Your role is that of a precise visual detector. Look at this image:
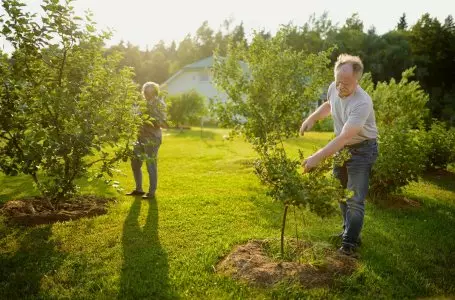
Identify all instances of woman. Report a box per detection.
[126,82,167,199]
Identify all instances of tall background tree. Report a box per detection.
[109,12,454,124]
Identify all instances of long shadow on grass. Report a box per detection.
[0,225,66,299]
[119,197,176,299]
[342,197,455,298]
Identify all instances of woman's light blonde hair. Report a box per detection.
[142,81,160,98]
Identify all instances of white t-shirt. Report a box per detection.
[327,81,378,145]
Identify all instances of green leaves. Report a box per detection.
[0,0,141,200]
[363,68,431,197]
[214,32,333,148]
[167,90,207,128]
[370,127,428,196]
[424,120,455,169]
[253,148,345,218]
[213,29,345,219]
[367,68,429,129]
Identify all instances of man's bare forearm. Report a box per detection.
[306,101,331,122]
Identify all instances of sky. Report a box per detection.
[1,0,454,51]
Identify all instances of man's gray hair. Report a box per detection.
[142,81,160,97]
[334,54,364,80]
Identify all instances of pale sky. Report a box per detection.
[1,0,454,51]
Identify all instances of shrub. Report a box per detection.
[360,69,430,197]
[312,116,334,132]
[369,128,428,196]
[167,90,207,128]
[424,120,455,170]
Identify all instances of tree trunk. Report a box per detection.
[281,205,288,258]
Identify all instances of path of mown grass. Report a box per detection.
[1,128,454,299]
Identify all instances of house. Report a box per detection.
[162,56,321,120]
[162,56,247,104]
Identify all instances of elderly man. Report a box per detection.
[126,82,167,199]
[300,54,378,256]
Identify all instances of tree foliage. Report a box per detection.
[424,120,455,170]
[109,12,455,123]
[0,0,140,200]
[167,90,207,128]
[361,69,429,196]
[213,30,348,255]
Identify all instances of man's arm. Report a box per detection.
[303,123,361,172]
[299,101,331,136]
[303,96,373,172]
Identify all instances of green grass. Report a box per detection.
[1,128,454,299]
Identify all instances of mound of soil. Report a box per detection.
[0,195,115,226]
[217,239,357,288]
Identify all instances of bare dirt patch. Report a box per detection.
[0,195,115,226]
[217,239,357,288]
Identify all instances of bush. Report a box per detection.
[369,128,428,197]
[167,90,207,128]
[424,120,455,170]
[312,116,334,132]
[360,69,431,197]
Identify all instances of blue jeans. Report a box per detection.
[333,139,378,248]
[131,136,161,195]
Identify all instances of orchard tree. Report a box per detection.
[166,90,207,128]
[213,30,347,256]
[0,0,141,202]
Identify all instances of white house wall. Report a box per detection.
[163,70,229,103]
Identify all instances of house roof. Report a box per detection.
[162,56,248,86]
[182,56,215,70]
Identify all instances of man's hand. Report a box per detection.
[302,154,321,173]
[299,118,315,136]
[299,102,331,136]
[302,123,362,173]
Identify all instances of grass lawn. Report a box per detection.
[1,128,454,299]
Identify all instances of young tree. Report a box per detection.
[213,30,347,256]
[0,0,140,201]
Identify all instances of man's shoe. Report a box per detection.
[142,193,155,199]
[356,236,362,247]
[329,231,344,244]
[330,232,362,247]
[337,245,359,258]
[126,190,145,196]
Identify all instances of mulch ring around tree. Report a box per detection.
[217,239,357,288]
[0,195,115,226]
